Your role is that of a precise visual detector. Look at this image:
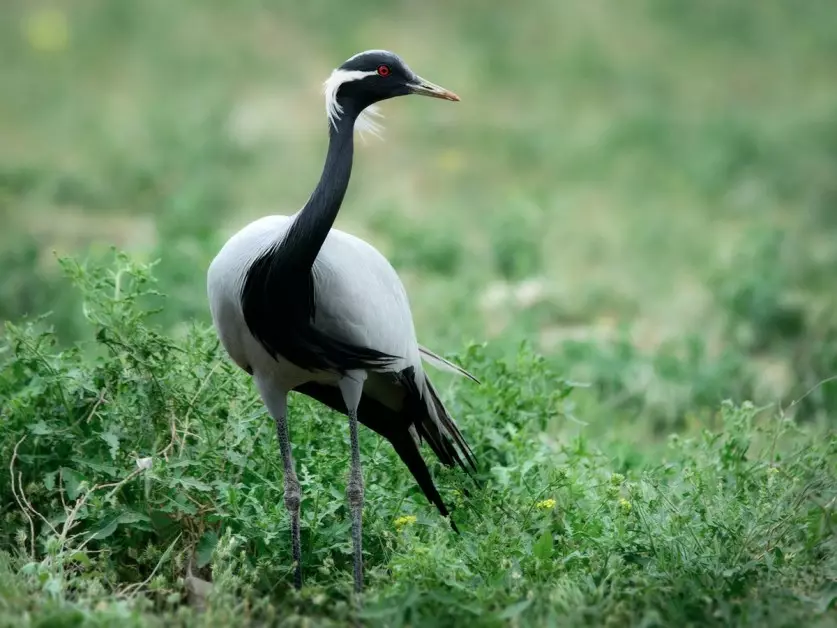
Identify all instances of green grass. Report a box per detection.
[1,256,835,627]
[1,0,837,625]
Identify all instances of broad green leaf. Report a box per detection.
[89,511,150,540]
[118,511,151,524]
[100,430,120,460]
[72,458,120,477]
[69,551,92,568]
[498,598,533,620]
[196,530,219,568]
[174,476,212,492]
[29,420,52,435]
[167,460,197,469]
[60,467,85,501]
[533,529,553,560]
[90,517,120,540]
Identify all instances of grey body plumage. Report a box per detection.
[206,50,475,593]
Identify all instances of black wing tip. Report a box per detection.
[256,327,402,374]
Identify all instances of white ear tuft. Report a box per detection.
[322,69,386,139]
[356,105,384,141]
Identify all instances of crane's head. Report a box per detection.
[324,50,459,135]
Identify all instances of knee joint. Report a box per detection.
[347,482,364,506]
[284,489,300,512]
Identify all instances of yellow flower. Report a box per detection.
[535,498,556,510]
[610,473,625,485]
[24,9,70,53]
[618,498,632,515]
[394,515,417,530]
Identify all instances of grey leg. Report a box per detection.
[347,408,364,592]
[275,411,302,589]
[339,374,367,594]
[255,379,302,589]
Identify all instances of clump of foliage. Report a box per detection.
[0,253,835,627]
[714,229,806,355]
[712,227,837,419]
[0,235,83,341]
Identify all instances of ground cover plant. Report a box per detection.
[1,255,835,627]
[2,0,837,625]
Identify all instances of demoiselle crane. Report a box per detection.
[207,50,478,593]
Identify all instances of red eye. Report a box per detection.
[377,64,391,77]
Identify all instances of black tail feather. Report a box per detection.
[387,430,460,534]
[395,368,477,475]
[424,377,478,473]
[293,377,469,530]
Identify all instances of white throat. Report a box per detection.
[323,69,384,139]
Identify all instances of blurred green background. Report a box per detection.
[2,0,837,431]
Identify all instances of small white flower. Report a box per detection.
[136,456,153,471]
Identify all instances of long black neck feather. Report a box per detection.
[282,111,356,271]
[240,98,400,373]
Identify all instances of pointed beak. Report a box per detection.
[407,76,460,102]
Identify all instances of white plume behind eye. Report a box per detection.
[323,69,385,139]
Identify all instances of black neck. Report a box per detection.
[280,108,357,270]
[240,101,399,372]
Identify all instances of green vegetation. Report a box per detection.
[2,256,835,626]
[1,0,836,625]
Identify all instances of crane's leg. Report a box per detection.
[255,378,302,589]
[339,372,367,594]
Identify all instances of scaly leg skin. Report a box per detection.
[339,373,367,597]
[347,408,365,593]
[275,412,302,590]
[255,379,302,589]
